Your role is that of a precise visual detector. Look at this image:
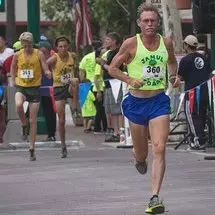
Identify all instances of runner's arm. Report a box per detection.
[108,40,131,84]
[46,55,57,71]
[10,53,18,86]
[39,51,52,79]
[164,37,178,77]
[164,37,180,87]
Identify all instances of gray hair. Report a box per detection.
[137,3,161,22]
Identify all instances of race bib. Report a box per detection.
[143,66,164,79]
[142,66,165,87]
[20,70,34,79]
[61,73,72,84]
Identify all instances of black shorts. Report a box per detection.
[16,86,40,103]
[54,85,71,101]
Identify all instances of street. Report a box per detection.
[0,128,215,215]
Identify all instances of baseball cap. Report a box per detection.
[12,41,23,51]
[37,41,52,50]
[19,32,33,42]
[184,35,198,47]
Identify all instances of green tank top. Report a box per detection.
[127,34,168,90]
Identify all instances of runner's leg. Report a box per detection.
[55,99,67,158]
[15,92,27,126]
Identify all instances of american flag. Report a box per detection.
[73,0,93,50]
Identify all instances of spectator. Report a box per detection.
[0,41,23,143]
[81,76,96,133]
[178,35,212,150]
[0,36,14,66]
[2,41,23,84]
[38,41,57,141]
[96,32,124,142]
[79,40,107,133]
[0,74,5,143]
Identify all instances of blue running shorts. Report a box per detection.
[121,92,170,126]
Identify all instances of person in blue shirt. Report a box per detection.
[38,41,56,141]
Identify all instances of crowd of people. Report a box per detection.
[0,31,126,157]
[0,2,212,214]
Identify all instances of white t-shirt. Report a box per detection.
[0,48,14,65]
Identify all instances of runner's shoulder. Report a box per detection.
[122,36,137,49]
[47,54,57,66]
[13,50,22,59]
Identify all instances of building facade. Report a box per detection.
[0,0,54,39]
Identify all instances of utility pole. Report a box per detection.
[27,0,40,43]
[6,0,17,45]
[27,0,47,135]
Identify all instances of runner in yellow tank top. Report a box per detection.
[108,3,180,214]
[47,36,78,158]
[11,32,51,161]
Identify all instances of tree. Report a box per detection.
[90,0,130,37]
[41,0,133,42]
[41,0,75,42]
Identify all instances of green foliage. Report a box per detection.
[41,0,75,42]
[41,0,131,44]
[90,0,130,36]
[41,0,73,21]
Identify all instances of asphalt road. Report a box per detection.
[0,143,214,215]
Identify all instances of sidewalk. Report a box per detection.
[1,116,215,161]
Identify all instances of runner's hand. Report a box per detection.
[128,78,144,88]
[169,75,180,88]
[45,70,52,79]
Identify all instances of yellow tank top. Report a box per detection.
[53,52,75,87]
[127,34,168,90]
[16,49,42,87]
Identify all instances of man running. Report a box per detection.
[47,36,78,158]
[11,32,51,161]
[109,3,180,214]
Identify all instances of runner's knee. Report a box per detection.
[152,142,166,155]
[29,115,37,124]
[16,101,24,111]
[58,115,65,126]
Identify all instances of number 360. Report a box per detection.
[146,66,160,73]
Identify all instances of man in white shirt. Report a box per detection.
[0,36,14,66]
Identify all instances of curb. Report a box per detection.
[0,143,16,150]
[102,141,179,148]
[0,140,85,150]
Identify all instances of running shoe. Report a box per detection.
[61,146,67,158]
[29,149,36,161]
[135,160,147,175]
[145,196,165,214]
